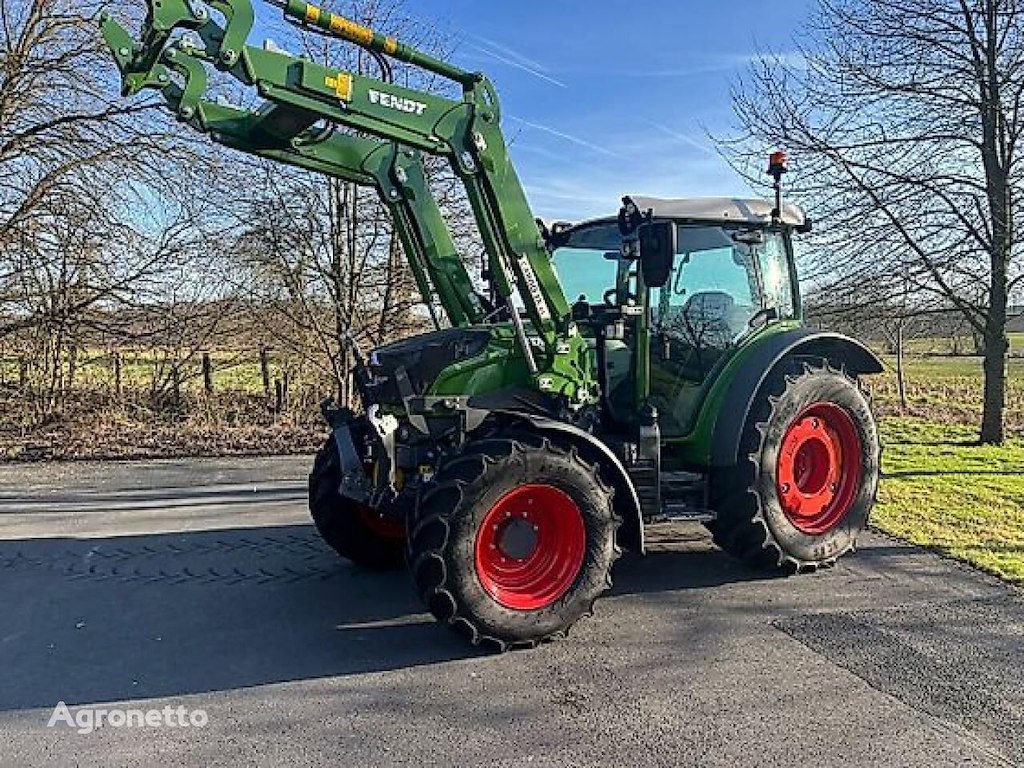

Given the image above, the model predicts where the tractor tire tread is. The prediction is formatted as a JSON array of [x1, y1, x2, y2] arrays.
[[408, 436, 619, 652]]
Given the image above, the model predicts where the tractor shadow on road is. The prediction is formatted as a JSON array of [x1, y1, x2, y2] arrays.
[[0, 522, 767, 712], [611, 525, 784, 596], [0, 523, 471, 711]]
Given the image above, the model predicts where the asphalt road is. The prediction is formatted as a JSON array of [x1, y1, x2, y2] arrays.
[[0, 458, 1022, 767]]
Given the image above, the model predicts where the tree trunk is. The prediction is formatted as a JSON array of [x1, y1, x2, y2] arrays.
[[172, 365, 182, 409], [978, 0, 1010, 445], [980, 270, 1008, 443], [259, 347, 271, 399], [978, 154, 1009, 444]]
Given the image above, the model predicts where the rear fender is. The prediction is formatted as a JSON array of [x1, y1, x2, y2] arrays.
[[709, 330, 883, 467]]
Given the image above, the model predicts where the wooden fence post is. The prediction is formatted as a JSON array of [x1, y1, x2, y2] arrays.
[[895, 325, 907, 412], [172, 365, 182, 408], [260, 347, 271, 399], [202, 353, 214, 395]]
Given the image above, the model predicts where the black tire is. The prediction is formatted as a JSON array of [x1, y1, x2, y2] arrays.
[[408, 434, 620, 650], [308, 433, 405, 570], [708, 360, 880, 572]]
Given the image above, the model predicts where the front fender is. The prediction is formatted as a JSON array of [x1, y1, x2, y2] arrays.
[[491, 411, 645, 554], [707, 329, 883, 467]]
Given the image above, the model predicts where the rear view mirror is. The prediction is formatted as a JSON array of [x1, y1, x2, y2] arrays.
[[732, 229, 765, 246], [638, 221, 676, 288]]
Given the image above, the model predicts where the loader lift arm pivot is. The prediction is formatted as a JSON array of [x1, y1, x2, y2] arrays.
[[100, 0, 597, 404]]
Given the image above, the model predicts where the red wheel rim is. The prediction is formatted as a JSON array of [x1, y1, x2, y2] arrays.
[[474, 484, 586, 611], [358, 507, 406, 540], [776, 403, 863, 535]]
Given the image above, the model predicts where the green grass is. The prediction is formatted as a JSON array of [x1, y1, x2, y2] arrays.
[[874, 417, 1024, 583], [0, 350, 285, 395], [898, 332, 1024, 355]]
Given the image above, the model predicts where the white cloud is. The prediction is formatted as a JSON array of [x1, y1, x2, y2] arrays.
[[508, 116, 624, 159]]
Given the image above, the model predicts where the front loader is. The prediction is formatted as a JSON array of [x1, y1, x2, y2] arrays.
[[102, 0, 882, 649]]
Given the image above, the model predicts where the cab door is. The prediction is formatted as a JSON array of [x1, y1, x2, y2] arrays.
[[647, 226, 770, 437]]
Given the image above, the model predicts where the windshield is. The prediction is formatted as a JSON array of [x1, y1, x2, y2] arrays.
[[554, 220, 798, 323], [648, 225, 798, 437], [550, 223, 623, 303]]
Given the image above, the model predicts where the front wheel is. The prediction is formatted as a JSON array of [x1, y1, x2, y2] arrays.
[[408, 435, 620, 650], [709, 361, 880, 572], [308, 432, 406, 570]]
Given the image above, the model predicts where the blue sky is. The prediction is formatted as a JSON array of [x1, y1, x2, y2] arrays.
[[399, 0, 814, 220], [251, 0, 813, 220]]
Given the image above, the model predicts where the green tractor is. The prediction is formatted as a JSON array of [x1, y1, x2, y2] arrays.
[[103, 0, 881, 649]]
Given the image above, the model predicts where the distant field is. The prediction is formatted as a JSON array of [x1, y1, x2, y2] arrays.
[[874, 418, 1024, 583], [898, 331, 1024, 355], [0, 349, 295, 396], [870, 353, 1024, 430]]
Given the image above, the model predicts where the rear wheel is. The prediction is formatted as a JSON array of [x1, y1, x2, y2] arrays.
[[408, 435, 620, 650], [308, 432, 405, 570], [709, 361, 879, 571]]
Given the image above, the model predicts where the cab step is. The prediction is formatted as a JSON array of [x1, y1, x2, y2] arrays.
[[653, 503, 717, 524]]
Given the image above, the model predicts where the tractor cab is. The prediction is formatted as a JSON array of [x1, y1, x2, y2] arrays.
[[553, 197, 808, 437]]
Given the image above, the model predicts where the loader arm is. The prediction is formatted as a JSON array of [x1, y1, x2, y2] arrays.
[[270, 0, 573, 342], [102, 12, 483, 328], [100, 0, 598, 405]]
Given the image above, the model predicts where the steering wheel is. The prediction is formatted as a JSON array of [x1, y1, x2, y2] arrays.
[[604, 288, 638, 307]]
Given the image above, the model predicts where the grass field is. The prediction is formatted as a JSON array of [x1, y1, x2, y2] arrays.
[[869, 353, 1024, 430], [851, 348, 1023, 583], [899, 330, 1024, 355], [874, 418, 1024, 584], [0, 349, 286, 396]]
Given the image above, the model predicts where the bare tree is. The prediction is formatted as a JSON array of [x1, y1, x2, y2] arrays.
[[230, 165, 430, 406], [0, 0, 222, 417], [727, 0, 1024, 443]]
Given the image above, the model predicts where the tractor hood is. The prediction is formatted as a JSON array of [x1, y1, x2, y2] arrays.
[[366, 327, 492, 404]]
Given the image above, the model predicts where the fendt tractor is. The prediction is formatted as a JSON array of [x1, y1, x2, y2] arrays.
[[103, 0, 882, 649]]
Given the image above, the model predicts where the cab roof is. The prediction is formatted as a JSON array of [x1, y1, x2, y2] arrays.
[[570, 196, 807, 229]]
